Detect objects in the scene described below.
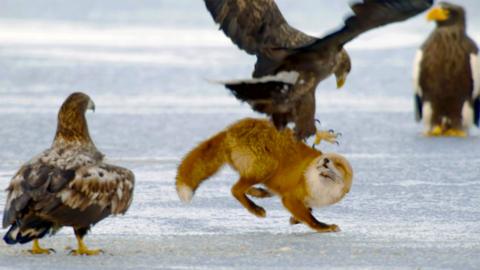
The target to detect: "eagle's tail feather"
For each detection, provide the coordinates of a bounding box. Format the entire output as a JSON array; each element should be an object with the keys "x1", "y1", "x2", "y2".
[
  {"x1": 215, "y1": 71, "x2": 300, "y2": 101},
  {"x1": 3, "y1": 220, "x2": 52, "y2": 245}
]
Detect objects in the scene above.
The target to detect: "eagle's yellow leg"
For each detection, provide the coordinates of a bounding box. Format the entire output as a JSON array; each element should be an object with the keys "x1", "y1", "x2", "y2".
[
  {"x1": 29, "y1": 239, "x2": 54, "y2": 255},
  {"x1": 70, "y1": 235, "x2": 103, "y2": 256},
  {"x1": 426, "y1": 126, "x2": 467, "y2": 137},
  {"x1": 444, "y1": 129, "x2": 467, "y2": 137},
  {"x1": 314, "y1": 130, "x2": 339, "y2": 145}
]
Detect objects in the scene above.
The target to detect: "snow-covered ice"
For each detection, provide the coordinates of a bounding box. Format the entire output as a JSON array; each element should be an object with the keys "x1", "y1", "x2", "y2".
[{"x1": 1, "y1": 1, "x2": 480, "y2": 269}]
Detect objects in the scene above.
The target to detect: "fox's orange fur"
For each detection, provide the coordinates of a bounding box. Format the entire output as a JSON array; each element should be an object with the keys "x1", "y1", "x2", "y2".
[{"x1": 176, "y1": 118, "x2": 353, "y2": 232}]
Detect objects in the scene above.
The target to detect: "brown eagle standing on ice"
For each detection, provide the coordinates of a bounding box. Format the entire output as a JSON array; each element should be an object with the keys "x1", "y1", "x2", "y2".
[
  {"x1": 2, "y1": 92, "x2": 135, "y2": 255},
  {"x1": 205, "y1": 0, "x2": 433, "y2": 139},
  {"x1": 414, "y1": 2, "x2": 479, "y2": 136}
]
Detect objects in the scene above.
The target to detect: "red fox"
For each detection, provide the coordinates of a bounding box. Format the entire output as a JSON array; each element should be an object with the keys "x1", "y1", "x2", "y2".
[{"x1": 176, "y1": 118, "x2": 353, "y2": 232}]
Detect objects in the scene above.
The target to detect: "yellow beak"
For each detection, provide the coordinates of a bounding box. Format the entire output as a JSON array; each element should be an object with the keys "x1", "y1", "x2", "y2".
[
  {"x1": 426, "y1": 7, "x2": 449, "y2": 21},
  {"x1": 336, "y1": 75, "x2": 347, "y2": 89}
]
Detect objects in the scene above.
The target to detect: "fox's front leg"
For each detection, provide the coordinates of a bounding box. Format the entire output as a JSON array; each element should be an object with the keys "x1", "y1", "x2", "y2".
[
  {"x1": 232, "y1": 178, "x2": 266, "y2": 218},
  {"x1": 282, "y1": 196, "x2": 339, "y2": 232}
]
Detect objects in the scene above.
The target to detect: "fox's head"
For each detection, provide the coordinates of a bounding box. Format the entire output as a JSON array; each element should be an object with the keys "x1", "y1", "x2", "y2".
[
  {"x1": 304, "y1": 153, "x2": 353, "y2": 208},
  {"x1": 321, "y1": 153, "x2": 353, "y2": 194}
]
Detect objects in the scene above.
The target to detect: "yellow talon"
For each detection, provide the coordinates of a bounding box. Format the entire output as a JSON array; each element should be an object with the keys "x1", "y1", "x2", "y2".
[
  {"x1": 426, "y1": 126, "x2": 467, "y2": 137},
  {"x1": 314, "y1": 130, "x2": 339, "y2": 145},
  {"x1": 444, "y1": 129, "x2": 467, "y2": 137},
  {"x1": 69, "y1": 236, "x2": 103, "y2": 256},
  {"x1": 29, "y1": 239, "x2": 54, "y2": 255},
  {"x1": 426, "y1": 125, "x2": 443, "y2": 136}
]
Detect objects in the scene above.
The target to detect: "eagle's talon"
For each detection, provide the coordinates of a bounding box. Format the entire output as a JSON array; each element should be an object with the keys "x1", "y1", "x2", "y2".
[
  {"x1": 28, "y1": 249, "x2": 54, "y2": 255},
  {"x1": 314, "y1": 129, "x2": 341, "y2": 146},
  {"x1": 69, "y1": 248, "x2": 103, "y2": 256},
  {"x1": 69, "y1": 236, "x2": 104, "y2": 256},
  {"x1": 28, "y1": 240, "x2": 54, "y2": 255}
]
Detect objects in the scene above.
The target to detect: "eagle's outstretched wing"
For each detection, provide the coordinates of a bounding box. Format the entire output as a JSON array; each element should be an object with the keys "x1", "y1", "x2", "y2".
[
  {"x1": 300, "y1": 0, "x2": 433, "y2": 52},
  {"x1": 204, "y1": 0, "x2": 316, "y2": 66}
]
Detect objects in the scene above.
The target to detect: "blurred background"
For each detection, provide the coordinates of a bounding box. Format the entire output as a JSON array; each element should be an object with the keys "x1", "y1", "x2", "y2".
[{"x1": 0, "y1": 1, "x2": 479, "y2": 268}]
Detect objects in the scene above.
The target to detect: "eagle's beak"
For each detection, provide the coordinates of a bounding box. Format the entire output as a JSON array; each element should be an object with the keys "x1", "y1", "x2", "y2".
[
  {"x1": 87, "y1": 99, "x2": 95, "y2": 112},
  {"x1": 427, "y1": 7, "x2": 449, "y2": 22},
  {"x1": 336, "y1": 73, "x2": 347, "y2": 89}
]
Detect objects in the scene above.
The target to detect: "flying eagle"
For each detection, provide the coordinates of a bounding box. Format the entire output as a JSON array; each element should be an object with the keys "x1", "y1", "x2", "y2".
[
  {"x1": 205, "y1": 0, "x2": 433, "y2": 139},
  {"x1": 2, "y1": 92, "x2": 135, "y2": 255},
  {"x1": 414, "y1": 2, "x2": 479, "y2": 137}
]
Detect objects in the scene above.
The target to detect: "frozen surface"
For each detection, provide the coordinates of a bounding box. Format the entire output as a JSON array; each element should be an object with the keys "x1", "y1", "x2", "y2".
[{"x1": 1, "y1": 1, "x2": 480, "y2": 269}]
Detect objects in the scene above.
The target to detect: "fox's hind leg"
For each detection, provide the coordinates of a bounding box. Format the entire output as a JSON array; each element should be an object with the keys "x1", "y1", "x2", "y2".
[
  {"x1": 232, "y1": 178, "x2": 266, "y2": 218},
  {"x1": 246, "y1": 187, "x2": 274, "y2": 198},
  {"x1": 282, "y1": 196, "x2": 339, "y2": 233},
  {"x1": 289, "y1": 208, "x2": 312, "y2": 225}
]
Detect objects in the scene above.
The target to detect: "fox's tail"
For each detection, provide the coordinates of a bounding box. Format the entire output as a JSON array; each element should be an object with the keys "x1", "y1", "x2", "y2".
[{"x1": 176, "y1": 131, "x2": 228, "y2": 202}]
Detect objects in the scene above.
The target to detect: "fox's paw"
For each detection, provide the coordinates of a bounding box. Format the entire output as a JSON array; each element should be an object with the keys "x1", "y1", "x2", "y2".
[
  {"x1": 316, "y1": 224, "x2": 340, "y2": 233},
  {"x1": 250, "y1": 205, "x2": 267, "y2": 218},
  {"x1": 289, "y1": 216, "x2": 301, "y2": 225},
  {"x1": 314, "y1": 129, "x2": 341, "y2": 146},
  {"x1": 329, "y1": 224, "x2": 340, "y2": 232}
]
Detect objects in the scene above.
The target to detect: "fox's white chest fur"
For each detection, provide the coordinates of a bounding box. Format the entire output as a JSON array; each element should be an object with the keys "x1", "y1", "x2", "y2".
[{"x1": 304, "y1": 156, "x2": 347, "y2": 208}]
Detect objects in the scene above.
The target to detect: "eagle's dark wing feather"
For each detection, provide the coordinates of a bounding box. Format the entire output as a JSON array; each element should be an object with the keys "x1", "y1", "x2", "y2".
[
  {"x1": 415, "y1": 94, "x2": 423, "y2": 121},
  {"x1": 471, "y1": 46, "x2": 479, "y2": 127},
  {"x1": 204, "y1": 0, "x2": 316, "y2": 56},
  {"x1": 64, "y1": 163, "x2": 134, "y2": 215},
  {"x1": 2, "y1": 147, "x2": 134, "y2": 244},
  {"x1": 300, "y1": 0, "x2": 433, "y2": 52},
  {"x1": 474, "y1": 97, "x2": 479, "y2": 127},
  {"x1": 2, "y1": 163, "x2": 76, "y2": 229},
  {"x1": 2, "y1": 161, "x2": 77, "y2": 244}
]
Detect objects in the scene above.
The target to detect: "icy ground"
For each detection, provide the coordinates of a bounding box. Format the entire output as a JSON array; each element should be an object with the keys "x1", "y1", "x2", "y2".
[{"x1": 1, "y1": 1, "x2": 480, "y2": 269}]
